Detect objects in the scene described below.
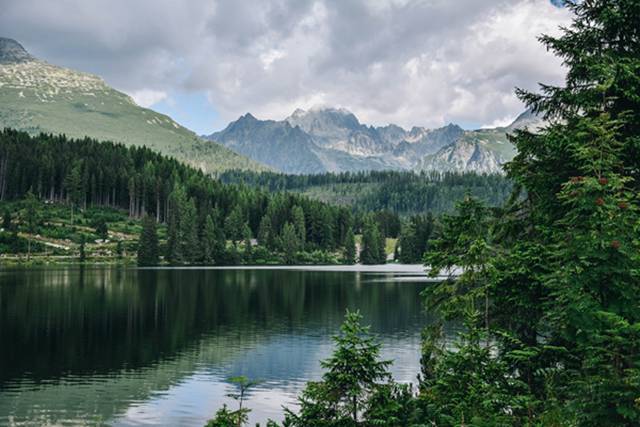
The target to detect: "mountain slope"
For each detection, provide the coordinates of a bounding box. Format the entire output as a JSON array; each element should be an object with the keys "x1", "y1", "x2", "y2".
[
  {"x1": 0, "y1": 37, "x2": 264, "y2": 173},
  {"x1": 207, "y1": 106, "x2": 533, "y2": 174},
  {"x1": 208, "y1": 111, "x2": 401, "y2": 174}
]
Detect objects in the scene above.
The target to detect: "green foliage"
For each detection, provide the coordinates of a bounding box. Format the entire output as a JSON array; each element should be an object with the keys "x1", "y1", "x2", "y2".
[
  {"x1": 397, "y1": 213, "x2": 434, "y2": 264},
  {"x1": 2, "y1": 207, "x2": 11, "y2": 230},
  {"x1": 279, "y1": 222, "x2": 299, "y2": 265},
  {"x1": 284, "y1": 310, "x2": 393, "y2": 426},
  {"x1": 342, "y1": 228, "x2": 356, "y2": 264},
  {"x1": 79, "y1": 235, "x2": 86, "y2": 263},
  {"x1": 417, "y1": 1, "x2": 640, "y2": 425},
  {"x1": 137, "y1": 216, "x2": 159, "y2": 267},
  {"x1": 94, "y1": 219, "x2": 108, "y2": 240},
  {"x1": 206, "y1": 376, "x2": 257, "y2": 427},
  {"x1": 360, "y1": 217, "x2": 385, "y2": 265},
  {"x1": 220, "y1": 170, "x2": 513, "y2": 216}
]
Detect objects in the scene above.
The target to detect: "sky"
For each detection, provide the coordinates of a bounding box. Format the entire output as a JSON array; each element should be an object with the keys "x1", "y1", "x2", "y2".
[{"x1": 0, "y1": 0, "x2": 571, "y2": 134}]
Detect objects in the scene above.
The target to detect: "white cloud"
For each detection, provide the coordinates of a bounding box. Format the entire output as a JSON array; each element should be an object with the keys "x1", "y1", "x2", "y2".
[
  {"x1": 1, "y1": 0, "x2": 573, "y2": 131},
  {"x1": 130, "y1": 89, "x2": 168, "y2": 108}
]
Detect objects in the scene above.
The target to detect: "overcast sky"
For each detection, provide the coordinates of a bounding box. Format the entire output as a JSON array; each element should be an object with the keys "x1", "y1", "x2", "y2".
[{"x1": 1, "y1": 0, "x2": 571, "y2": 134}]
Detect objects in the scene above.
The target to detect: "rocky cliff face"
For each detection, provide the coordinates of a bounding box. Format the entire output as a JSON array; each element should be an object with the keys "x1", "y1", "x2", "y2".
[
  {"x1": 0, "y1": 38, "x2": 34, "y2": 64},
  {"x1": 207, "y1": 107, "x2": 530, "y2": 174}
]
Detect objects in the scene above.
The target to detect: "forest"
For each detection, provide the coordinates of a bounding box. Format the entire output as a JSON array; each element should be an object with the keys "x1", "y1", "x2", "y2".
[
  {"x1": 0, "y1": 129, "x2": 423, "y2": 265},
  {"x1": 204, "y1": 0, "x2": 640, "y2": 425},
  {"x1": 219, "y1": 169, "x2": 513, "y2": 215}
]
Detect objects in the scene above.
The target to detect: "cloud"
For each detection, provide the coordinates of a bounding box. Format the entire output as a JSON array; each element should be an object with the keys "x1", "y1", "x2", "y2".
[
  {"x1": 130, "y1": 89, "x2": 168, "y2": 108},
  {"x1": 0, "y1": 0, "x2": 572, "y2": 131}
]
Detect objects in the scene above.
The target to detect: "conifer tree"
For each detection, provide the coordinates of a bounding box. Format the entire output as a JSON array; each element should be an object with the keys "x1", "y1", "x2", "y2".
[
  {"x1": 23, "y1": 190, "x2": 39, "y2": 259},
  {"x1": 343, "y1": 227, "x2": 357, "y2": 264},
  {"x1": 360, "y1": 217, "x2": 381, "y2": 265},
  {"x1": 79, "y1": 235, "x2": 87, "y2": 263},
  {"x1": 280, "y1": 222, "x2": 299, "y2": 265},
  {"x1": 291, "y1": 205, "x2": 306, "y2": 249},
  {"x1": 285, "y1": 310, "x2": 392, "y2": 425},
  {"x1": 2, "y1": 207, "x2": 11, "y2": 230},
  {"x1": 202, "y1": 214, "x2": 218, "y2": 265},
  {"x1": 181, "y1": 197, "x2": 200, "y2": 264},
  {"x1": 137, "y1": 215, "x2": 159, "y2": 266},
  {"x1": 258, "y1": 214, "x2": 274, "y2": 249},
  {"x1": 64, "y1": 161, "x2": 84, "y2": 225}
]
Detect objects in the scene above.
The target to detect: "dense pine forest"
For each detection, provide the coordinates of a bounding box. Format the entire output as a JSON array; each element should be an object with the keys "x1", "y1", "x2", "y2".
[
  {"x1": 219, "y1": 169, "x2": 512, "y2": 215},
  {"x1": 204, "y1": 0, "x2": 640, "y2": 425},
  {"x1": 0, "y1": 129, "x2": 416, "y2": 265}
]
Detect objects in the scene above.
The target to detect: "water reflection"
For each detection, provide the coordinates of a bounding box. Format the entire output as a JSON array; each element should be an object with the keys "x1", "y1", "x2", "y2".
[{"x1": 0, "y1": 267, "x2": 436, "y2": 426}]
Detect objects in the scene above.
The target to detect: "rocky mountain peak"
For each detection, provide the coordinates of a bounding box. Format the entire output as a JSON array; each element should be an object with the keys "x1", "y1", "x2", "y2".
[{"x1": 0, "y1": 37, "x2": 35, "y2": 64}]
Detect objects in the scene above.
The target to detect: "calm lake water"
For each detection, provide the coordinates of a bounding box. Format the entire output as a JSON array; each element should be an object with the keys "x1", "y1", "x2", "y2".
[{"x1": 0, "y1": 266, "x2": 440, "y2": 426}]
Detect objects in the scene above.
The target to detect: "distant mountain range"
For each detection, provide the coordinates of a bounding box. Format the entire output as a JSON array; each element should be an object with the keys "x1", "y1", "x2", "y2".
[
  {"x1": 0, "y1": 37, "x2": 265, "y2": 173},
  {"x1": 206, "y1": 107, "x2": 543, "y2": 175},
  {"x1": 0, "y1": 36, "x2": 543, "y2": 177}
]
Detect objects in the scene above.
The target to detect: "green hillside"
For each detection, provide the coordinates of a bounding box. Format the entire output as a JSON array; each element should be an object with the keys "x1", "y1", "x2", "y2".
[{"x1": 0, "y1": 39, "x2": 266, "y2": 173}]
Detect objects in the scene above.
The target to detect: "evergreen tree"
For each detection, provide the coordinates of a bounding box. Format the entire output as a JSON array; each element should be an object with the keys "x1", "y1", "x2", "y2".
[
  {"x1": 137, "y1": 216, "x2": 159, "y2": 266},
  {"x1": 202, "y1": 214, "x2": 218, "y2": 265},
  {"x1": 258, "y1": 214, "x2": 274, "y2": 249},
  {"x1": 23, "y1": 190, "x2": 39, "y2": 259},
  {"x1": 377, "y1": 226, "x2": 387, "y2": 264},
  {"x1": 285, "y1": 310, "x2": 392, "y2": 426},
  {"x1": 2, "y1": 208, "x2": 11, "y2": 230},
  {"x1": 242, "y1": 223, "x2": 253, "y2": 263},
  {"x1": 79, "y1": 235, "x2": 86, "y2": 263},
  {"x1": 419, "y1": 2, "x2": 640, "y2": 425},
  {"x1": 280, "y1": 222, "x2": 299, "y2": 265},
  {"x1": 224, "y1": 206, "x2": 246, "y2": 244},
  {"x1": 360, "y1": 218, "x2": 381, "y2": 265},
  {"x1": 116, "y1": 240, "x2": 124, "y2": 259},
  {"x1": 166, "y1": 185, "x2": 186, "y2": 264},
  {"x1": 291, "y1": 205, "x2": 306, "y2": 249},
  {"x1": 181, "y1": 197, "x2": 200, "y2": 264},
  {"x1": 95, "y1": 219, "x2": 108, "y2": 241},
  {"x1": 64, "y1": 161, "x2": 85, "y2": 225},
  {"x1": 343, "y1": 227, "x2": 356, "y2": 264}
]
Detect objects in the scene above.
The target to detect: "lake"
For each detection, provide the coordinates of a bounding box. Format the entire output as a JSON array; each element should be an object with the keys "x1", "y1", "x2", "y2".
[{"x1": 0, "y1": 266, "x2": 442, "y2": 426}]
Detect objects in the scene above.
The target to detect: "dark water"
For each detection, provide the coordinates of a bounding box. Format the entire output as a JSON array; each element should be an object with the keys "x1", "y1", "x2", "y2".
[{"x1": 0, "y1": 267, "x2": 436, "y2": 426}]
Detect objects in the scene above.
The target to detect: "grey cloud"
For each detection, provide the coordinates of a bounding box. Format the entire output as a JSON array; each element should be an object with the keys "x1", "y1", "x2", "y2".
[{"x1": 0, "y1": 0, "x2": 571, "y2": 131}]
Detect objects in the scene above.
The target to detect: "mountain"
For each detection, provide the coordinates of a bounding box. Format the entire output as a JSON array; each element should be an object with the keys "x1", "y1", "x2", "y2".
[
  {"x1": 0, "y1": 37, "x2": 264, "y2": 173},
  {"x1": 208, "y1": 109, "x2": 400, "y2": 174},
  {"x1": 207, "y1": 107, "x2": 538, "y2": 174}
]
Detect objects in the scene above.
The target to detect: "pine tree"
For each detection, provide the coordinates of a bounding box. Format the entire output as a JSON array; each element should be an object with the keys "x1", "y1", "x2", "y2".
[
  {"x1": 258, "y1": 214, "x2": 273, "y2": 249},
  {"x1": 95, "y1": 219, "x2": 108, "y2": 240},
  {"x1": 23, "y1": 190, "x2": 39, "y2": 259},
  {"x1": 224, "y1": 206, "x2": 246, "y2": 244},
  {"x1": 360, "y1": 218, "x2": 381, "y2": 265},
  {"x1": 2, "y1": 207, "x2": 11, "y2": 230},
  {"x1": 137, "y1": 216, "x2": 159, "y2": 266},
  {"x1": 202, "y1": 214, "x2": 218, "y2": 265},
  {"x1": 79, "y1": 235, "x2": 87, "y2": 263},
  {"x1": 116, "y1": 240, "x2": 124, "y2": 259},
  {"x1": 166, "y1": 184, "x2": 186, "y2": 264},
  {"x1": 64, "y1": 161, "x2": 84, "y2": 225},
  {"x1": 343, "y1": 227, "x2": 356, "y2": 264},
  {"x1": 181, "y1": 197, "x2": 200, "y2": 264},
  {"x1": 377, "y1": 225, "x2": 387, "y2": 264},
  {"x1": 291, "y1": 205, "x2": 306, "y2": 249},
  {"x1": 242, "y1": 223, "x2": 253, "y2": 263},
  {"x1": 280, "y1": 222, "x2": 299, "y2": 265},
  {"x1": 285, "y1": 310, "x2": 392, "y2": 426}
]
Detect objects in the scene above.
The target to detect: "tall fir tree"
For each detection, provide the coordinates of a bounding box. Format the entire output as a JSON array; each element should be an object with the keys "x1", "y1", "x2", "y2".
[
  {"x1": 343, "y1": 227, "x2": 357, "y2": 264},
  {"x1": 137, "y1": 215, "x2": 159, "y2": 266}
]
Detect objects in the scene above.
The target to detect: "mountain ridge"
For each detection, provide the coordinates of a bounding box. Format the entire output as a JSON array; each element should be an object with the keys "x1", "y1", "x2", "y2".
[
  {"x1": 206, "y1": 107, "x2": 541, "y2": 174},
  {"x1": 0, "y1": 37, "x2": 265, "y2": 173}
]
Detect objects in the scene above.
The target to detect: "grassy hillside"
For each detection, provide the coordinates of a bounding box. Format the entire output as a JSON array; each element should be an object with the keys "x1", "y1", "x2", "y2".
[{"x1": 0, "y1": 58, "x2": 266, "y2": 173}]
